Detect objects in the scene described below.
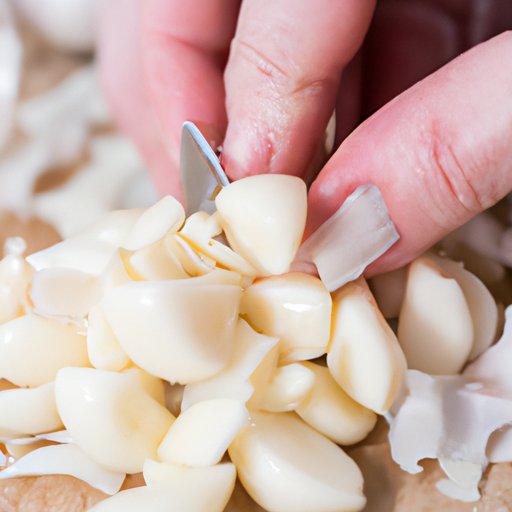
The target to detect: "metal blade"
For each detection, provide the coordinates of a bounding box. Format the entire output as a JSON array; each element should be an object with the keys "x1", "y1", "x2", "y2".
[{"x1": 180, "y1": 121, "x2": 229, "y2": 215}]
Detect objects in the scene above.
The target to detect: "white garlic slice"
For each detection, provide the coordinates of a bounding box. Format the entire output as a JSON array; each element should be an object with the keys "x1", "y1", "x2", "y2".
[
  {"x1": 86, "y1": 304, "x2": 130, "y2": 372},
  {"x1": 122, "y1": 196, "x2": 185, "y2": 251},
  {"x1": 215, "y1": 175, "x2": 307, "y2": 275},
  {"x1": 229, "y1": 411, "x2": 366, "y2": 512},
  {"x1": 102, "y1": 280, "x2": 241, "y2": 383},
  {"x1": 157, "y1": 399, "x2": 248, "y2": 467},
  {"x1": 182, "y1": 319, "x2": 278, "y2": 410},
  {"x1": 30, "y1": 267, "x2": 103, "y2": 319},
  {"x1": 0, "y1": 382, "x2": 63, "y2": 436},
  {"x1": 55, "y1": 367, "x2": 174, "y2": 473},
  {"x1": 296, "y1": 362, "x2": 377, "y2": 445},
  {"x1": 165, "y1": 234, "x2": 216, "y2": 276},
  {"x1": 427, "y1": 254, "x2": 498, "y2": 360},
  {"x1": 296, "y1": 185, "x2": 399, "y2": 292},
  {"x1": 126, "y1": 241, "x2": 187, "y2": 280},
  {"x1": 253, "y1": 363, "x2": 315, "y2": 413},
  {"x1": 241, "y1": 272, "x2": 332, "y2": 362},
  {"x1": 0, "y1": 443, "x2": 125, "y2": 495},
  {"x1": 327, "y1": 279, "x2": 406, "y2": 413},
  {"x1": 398, "y1": 258, "x2": 473, "y2": 374},
  {"x1": 369, "y1": 267, "x2": 407, "y2": 319},
  {"x1": 0, "y1": 314, "x2": 89, "y2": 387}
]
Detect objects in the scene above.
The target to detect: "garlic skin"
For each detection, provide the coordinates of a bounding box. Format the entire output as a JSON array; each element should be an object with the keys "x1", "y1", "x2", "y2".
[
  {"x1": 241, "y1": 272, "x2": 332, "y2": 362},
  {"x1": 296, "y1": 362, "x2": 377, "y2": 446},
  {"x1": 398, "y1": 258, "x2": 473, "y2": 374},
  {"x1": 229, "y1": 411, "x2": 366, "y2": 512},
  {"x1": 215, "y1": 175, "x2": 307, "y2": 275},
  {"x1": 0, "y1": 315, "x2": 89, "y2": 388},
  {"x1": 327, "y1": 280, "x2": 406, "y2": 414},
  {"x1": 102, "y1": 280, "x2": 241, "y2": 384},
  {"x1": 55, "y1": 367, "x2": 174, "y2": 473}
]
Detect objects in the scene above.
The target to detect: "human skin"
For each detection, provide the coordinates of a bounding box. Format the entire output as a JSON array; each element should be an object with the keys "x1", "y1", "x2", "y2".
[{"x1": 98, "y1": 0, "x2": 512, "y2": 274}]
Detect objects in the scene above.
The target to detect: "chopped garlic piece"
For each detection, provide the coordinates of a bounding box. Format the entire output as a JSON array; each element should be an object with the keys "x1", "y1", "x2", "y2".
[
  {"x1": 229, "y1": 411, "x2": 366, "y2": 512},
  {"x1": 296, "y1": 362, "x2": 377, "y2": 445},
  {"x1": 0, "y1": 314, "x2": 89, "y2": 387},
  {"x1": 55, "y1": 367, "x2": 174, "y2": 473},
  {"x1": 157, "y1": 399, "x2": 248, "y2": 467},
  {"x1": 398, "y1": 258, "x2": 473, "y2": 374},
  {"x1": 215, "y1": 175, "x2": 307, "y2": 275},
  {"x1": 328, "y1": 280, "x2": 406, "y2": 413}
]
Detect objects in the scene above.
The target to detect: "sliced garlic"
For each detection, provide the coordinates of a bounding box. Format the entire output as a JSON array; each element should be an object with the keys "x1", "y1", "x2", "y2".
[
  {"x1": 296, "y1": 362, "x2": 377, "y2": 445},
  {"x1": 102, "y1": 280, "x2": 241, "y2": 384},
  {"x1": 126, "y1": 241, "x2": 187, "y2": 280},
  {"x1": 369, "y1": 267, "x2": 407, "y2": 319},
  {"x1": 165, "y1": 234, "x2": 216, "y2": 276},
  {"x1": 241, "y1": 272, "x2": 332, "y2": 362},
  {"x1": 0, "y1": 382, "x2": 63, "y2": 436},
  {"x1": 229, "y1": 411, "x2": 366, "y2": 512},
  {"x1": 0, "y1": 443, "x2": 125, "y2": 495},
  {"x1": 215, "y1": 175, "x2": 307, "y2": 275},
  {"x1": 86, "y1": 304, "x2": 130, "y2": 372},
  {"x1": 0, "y1": 314, "x2": 89, "y2": 387},
  {"x1": 327, "y1": 279, "x2": 406, "y2": 413},
  {"x1": 157, "y1": 399, "x2": 248, "y2": 467},
  {"x1": 122, "y1": 196, "x2": 185, "y2": 251},
  {"x1": 182, "y1": 319, "x2": 278, "y2": 410},
  {"x1": 398, "y1": 258, "x2": 473, "y2": 374},
  {"x1": 252, "y1": 363, "x2": 315, "y2": 413},
  {"x1": 55, "y1": 367, "x2": 174, "y2": 473}
]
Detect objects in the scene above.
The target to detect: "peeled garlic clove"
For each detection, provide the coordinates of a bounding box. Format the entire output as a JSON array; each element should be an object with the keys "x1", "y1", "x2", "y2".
[
  {"x1": 241, "y1": 272, "x2": 332, "y2": 362},
  {"x1": 165, "y1": 234, "x2": 215, "y2": 276},
  {"x1": 87, "y1": 304, "x2": 130, "y2": 371},
  {"x1": 427, "y1": 254, "x2": 498, "y2": 360},
  {"x1": 122, "y1": 196, "x2": 185, "y2": 251},
  {"x1": 229, "y1": 411, "x2": 366, "y2": 512},
  {"x1": 252, "y1": 363, "x2": 315, "y2": 412},
  {"x1": 126, "y1": 241, "x2": 187, "y2": 280},
  {"x1": 102, "y1": 280, "x2": 241, "y2": 384},
  {"x1": 215, "y1": 175, "x2": 307, "y2": 275},
  {"x1": 0, "y1": 382, "x2": 63, "y2": 436},
  {"x1": 182, "y1": 319, "x2": 278, "y2": 410},
  {"x1": 327, "y1": 280, "x2": 406, "y2": 413},
  {"x1": 100, "y1": 251, "x2": 133, "y2": 292},
  {"x1": 369, "y1": 267, "x2": 407, "y2": 319},
  {"x1": 398, "y1": 258, "x2": 473, "y2": 374},
  {"x1": 296, "y1": 362, "x2": 377, "y2": 445},
  {"x1": 55, "y1": 367, "x2": 174, "y2": 473},
  {"x1": 181, "y1": 268, "x2": 243, "y2": 287},
  {"x1": 158, "y1": 399, "x2": 248, "y2": 467},
  {"x1": 0, "y1": 314, "x2": 89, "y2": 387}
]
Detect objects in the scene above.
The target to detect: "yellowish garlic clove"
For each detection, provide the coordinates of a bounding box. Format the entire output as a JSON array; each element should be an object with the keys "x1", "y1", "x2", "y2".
[
  {"x1": 251, "y1": 363, "x2": 315, "y2": 413},
  {"x1": 182, "y1": 268, "x2": 244, "y2": 287},
  {"x1": 55, "y1": 367, "x2": 174, "y2": 473},
  {"x1": 228, "y1": 411, "x2": 366, "y2": 512},
  {"x1": 0, "y1": 314, "x2": 89, "y2": 387},
  {"x1": 215, "y1": 175, "x2": 307, "y2": 275},
  {"x1": 99, "y1": 251, "x2": 133, "y2": 293},
  {"x1": 241, "y1": 272, "x2": 332, "y2": 362},
  {"x1": 101, "y1": 280, "x2": 241, "y2": 384},
  {"x1": 296, "y1": 362, "x2": 377, "y2": 445},
  {"x1": 327, "y1": 279, "x2": 406, "y2": 413},
  {"x1": 157, "y1": 399, "x2": 248, "y2": 467},
  {"x1": 398, "y1": 258, "x2": 473, "y2": 374},
  {"x1": 165, "y1": 234, "x2": 216, "y2": 276}
]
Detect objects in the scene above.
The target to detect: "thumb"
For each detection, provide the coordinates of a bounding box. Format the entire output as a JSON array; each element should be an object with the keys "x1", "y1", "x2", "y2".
[{"x1": 308, "y1": 31, "x2": 512, "y2": 275}]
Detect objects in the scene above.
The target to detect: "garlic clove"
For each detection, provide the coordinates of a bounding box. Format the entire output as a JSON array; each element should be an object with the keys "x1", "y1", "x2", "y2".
[
  {"x1": 327, "y1": 279, "x2": 406, "y2": 413},
  {"x1": 241, "y1": 272, "x2": 332, "y2": 362},
  {"x1": 229, "y1": 411, "x2": 366, "y2": 512},
  {"x1": 165, "y1": 234, "x2": 216, "y2": 276},
  {"x1": 101, "y1": 280, "x2": 241, "y2": 384},
  {"x1": 0, "y1": 314, "x2": 89, "y2": 387},
  {"x1": 296, "y1": 362, "x2": 377, "y2": 445},
  {"x1": 215, "y1": 175, "x2": 307, "y2": 275},
  {"x1": 157, "y1": 399, "x2": 248, "y2": 467},
  {"x1": 55, "y1": 367, "x2": 174, "y2": 473},
  {"x1": 398, "y1": 258, "x2": 473, "y2": 374}
]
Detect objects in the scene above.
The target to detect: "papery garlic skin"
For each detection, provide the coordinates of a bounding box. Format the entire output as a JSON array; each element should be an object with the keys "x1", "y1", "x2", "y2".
[
  {"x1": 229, "y1": 411, "x2": 366, "y2": 512},
  {"x1": 215, "y1": 175, "x2": 307, "y2": 275},
  {"x1": 296, "y1": 362, "x2": 377, "y2": 445},
  {"x1": 241, "y1": 272, "x2": 332, "y2": 362},
  {"x1": 55, "y1": 367, "x2": 174, "y2": 473},
  {"x1": 398, "y1": 258, "x2": 473, "y2": 374},
  {"x1": 327, "y1": 280, "x2": 406, "y2": 414},
  {"x1": 0, "y1": 315, "x2": 89, "y2": 387}
]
